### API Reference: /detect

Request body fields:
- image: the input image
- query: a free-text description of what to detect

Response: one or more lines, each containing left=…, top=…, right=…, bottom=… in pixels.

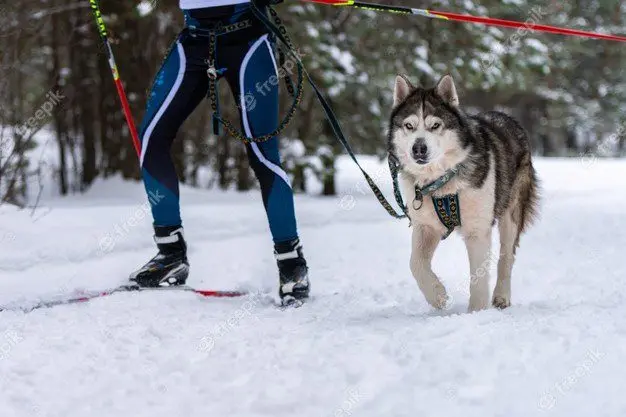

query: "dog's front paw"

left=423, top=282, right=449, bottom=310
left=468, top=295, right=490, bottom=312
left=492, top=295, right=511, bottom=309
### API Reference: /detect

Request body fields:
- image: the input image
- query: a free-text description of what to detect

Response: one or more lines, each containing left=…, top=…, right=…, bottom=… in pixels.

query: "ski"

left=0, top=285, right=248, bottom=314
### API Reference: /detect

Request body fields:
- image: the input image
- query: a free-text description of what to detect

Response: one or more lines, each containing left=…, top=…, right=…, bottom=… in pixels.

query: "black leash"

left=247, top=1, right=462, bottom=235
left=251, top=4, right=408, bottom=220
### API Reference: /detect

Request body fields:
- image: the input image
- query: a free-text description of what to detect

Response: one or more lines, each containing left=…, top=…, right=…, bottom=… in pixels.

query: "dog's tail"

left=513, top=153, right=540, bottom=249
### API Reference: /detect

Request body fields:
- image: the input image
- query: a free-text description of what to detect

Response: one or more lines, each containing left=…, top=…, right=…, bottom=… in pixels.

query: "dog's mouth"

left=414, top=156, right=429, bottom=165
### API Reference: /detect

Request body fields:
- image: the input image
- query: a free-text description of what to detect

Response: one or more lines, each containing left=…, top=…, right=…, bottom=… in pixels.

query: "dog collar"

left=413, top=167, right=459, bottom=210
left=386, top=155, right=463, bottom=236
left=412, top=167, right=462, bottom=240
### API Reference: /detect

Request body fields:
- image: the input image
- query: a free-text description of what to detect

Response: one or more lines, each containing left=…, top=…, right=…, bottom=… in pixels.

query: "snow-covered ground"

left=1, top=157, right=625, bottom=417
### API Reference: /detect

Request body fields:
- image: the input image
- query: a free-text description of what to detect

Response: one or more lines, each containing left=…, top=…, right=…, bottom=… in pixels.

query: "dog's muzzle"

left=412, top=138, right=428, bottom=164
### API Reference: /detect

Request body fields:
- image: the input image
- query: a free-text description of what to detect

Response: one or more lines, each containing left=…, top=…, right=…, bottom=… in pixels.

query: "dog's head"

left=388, top=74, right=470, bottom=179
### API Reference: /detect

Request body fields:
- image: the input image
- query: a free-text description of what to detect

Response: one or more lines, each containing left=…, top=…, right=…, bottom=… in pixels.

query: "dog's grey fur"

left=388, top=74, right=539, bottom=311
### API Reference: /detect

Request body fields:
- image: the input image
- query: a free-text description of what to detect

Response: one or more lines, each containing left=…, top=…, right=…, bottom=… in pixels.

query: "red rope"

left=301, top=0, right=626, bottom=43
left=433, top=10, right=626, bottom=43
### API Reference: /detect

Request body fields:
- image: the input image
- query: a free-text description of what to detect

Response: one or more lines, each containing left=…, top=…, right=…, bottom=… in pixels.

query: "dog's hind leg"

left=410, top=225, right=448, bottom=309
left=493, top=208, right=518, bottom=309
left=465, top=230, right=493, bottom=312
left=493, top=161, right=538, bottom=309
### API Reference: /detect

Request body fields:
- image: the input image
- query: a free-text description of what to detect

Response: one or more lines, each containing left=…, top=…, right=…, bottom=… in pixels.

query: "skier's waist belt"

left=185, top=19, right=255, bottom=37
left=183, top=4, right=262, bottom=36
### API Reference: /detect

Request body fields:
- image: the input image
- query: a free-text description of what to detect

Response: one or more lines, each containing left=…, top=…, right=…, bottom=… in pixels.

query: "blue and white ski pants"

left=138, top=4, right=299, bottom=244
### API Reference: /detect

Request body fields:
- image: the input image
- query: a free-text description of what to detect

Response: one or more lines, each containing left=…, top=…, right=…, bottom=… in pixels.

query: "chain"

left=205, top=7, right=304, bottom=144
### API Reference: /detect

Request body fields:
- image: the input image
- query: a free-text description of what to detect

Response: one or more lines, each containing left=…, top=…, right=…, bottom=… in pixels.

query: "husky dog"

left=388, top=74, right=539, bottom=312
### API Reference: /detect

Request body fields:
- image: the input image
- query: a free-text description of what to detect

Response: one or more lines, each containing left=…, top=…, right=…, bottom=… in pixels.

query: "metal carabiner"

left=206, top=60, right=218, bottom=80
left=413, top=190, right=424, bottom=211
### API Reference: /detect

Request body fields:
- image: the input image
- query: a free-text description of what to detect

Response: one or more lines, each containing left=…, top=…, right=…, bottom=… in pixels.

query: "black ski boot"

left=129, top=226, right=189, bottom=288
left=275, top=238, right=310, bottom=306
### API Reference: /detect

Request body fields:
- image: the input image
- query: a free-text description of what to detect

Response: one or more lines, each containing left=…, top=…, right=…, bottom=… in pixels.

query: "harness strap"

left=188, top=19, right=254, bottom=36
left=252, top=4, right=408, bottom=220
left=407, top=164, right=462, bottom=239
left=432, top=194, right=461, bottom=239
left=412, top=167, right=459, bottom=210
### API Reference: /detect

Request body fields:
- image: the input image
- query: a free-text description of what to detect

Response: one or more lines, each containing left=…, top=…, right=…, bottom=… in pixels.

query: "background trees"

left=1, top=0, right=625, bottom=204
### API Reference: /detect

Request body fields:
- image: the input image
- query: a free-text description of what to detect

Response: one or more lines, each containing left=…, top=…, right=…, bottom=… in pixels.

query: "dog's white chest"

left=402, top=172, right=496, bottom=238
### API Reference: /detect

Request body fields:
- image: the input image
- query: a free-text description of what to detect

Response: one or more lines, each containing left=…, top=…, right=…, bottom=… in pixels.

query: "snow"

left=524, top=38, right=549, bottom=54
left=137, top=1, right=155, bottom=16
left=1, top=157, right=626, bottom=417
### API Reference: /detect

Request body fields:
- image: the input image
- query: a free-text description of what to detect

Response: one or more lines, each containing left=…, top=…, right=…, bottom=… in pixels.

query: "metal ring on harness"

left=207, top=63, right=218, bottom=80
left=413, top=190, right=424, bottom=210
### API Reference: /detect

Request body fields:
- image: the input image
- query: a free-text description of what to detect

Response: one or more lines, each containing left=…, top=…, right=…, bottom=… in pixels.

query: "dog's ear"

left=436, top=74, right=459, bottom=107
left=394, top=74, right=414, bottom=107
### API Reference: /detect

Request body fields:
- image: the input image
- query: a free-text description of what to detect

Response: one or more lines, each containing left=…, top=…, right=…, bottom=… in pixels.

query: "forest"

left=1, top=0, right=625, bottom=205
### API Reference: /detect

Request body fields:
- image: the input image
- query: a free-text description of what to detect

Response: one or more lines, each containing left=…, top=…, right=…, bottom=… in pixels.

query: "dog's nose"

left=412, top=139, right=428, bottom=162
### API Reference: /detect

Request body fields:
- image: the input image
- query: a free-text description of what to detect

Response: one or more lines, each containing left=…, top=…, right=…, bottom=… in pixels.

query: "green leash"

left=251, top=3, right=408, bottom=220
left=254, top=2, right=463, bottom=235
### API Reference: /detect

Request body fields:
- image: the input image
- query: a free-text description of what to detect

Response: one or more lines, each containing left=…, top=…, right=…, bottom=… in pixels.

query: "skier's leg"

left=131, top=32, right=208, bottom=287
left=223, top=33, right=309, bottom=303
left=227, top=34, right=298, bottom=242
left=139, top=34, right=207, bottom=228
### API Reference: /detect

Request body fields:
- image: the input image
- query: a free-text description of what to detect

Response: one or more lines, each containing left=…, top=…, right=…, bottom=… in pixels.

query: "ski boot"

left=129, top=226, right=189, bottom=288
left=275, top=238, right=310, bottom=306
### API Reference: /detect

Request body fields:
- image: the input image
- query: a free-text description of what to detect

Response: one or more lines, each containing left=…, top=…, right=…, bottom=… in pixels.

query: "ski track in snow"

left=1, top=158, right=625, bottom=417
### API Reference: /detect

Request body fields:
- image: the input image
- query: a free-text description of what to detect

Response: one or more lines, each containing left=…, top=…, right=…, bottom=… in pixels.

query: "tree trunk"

left=217, top=137, right=230, bottom=190
left=292, top=164, right=306, bottom=193
left=236, top=145, right=252, bottom=191
left=76, top=9, right=97, bottom=189
left=320, top=153, right=336, bottom=196
left=51, top=10, right=68, bottom=195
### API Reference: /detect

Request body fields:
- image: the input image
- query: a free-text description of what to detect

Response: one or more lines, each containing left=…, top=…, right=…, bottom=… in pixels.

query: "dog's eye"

left=431, top=122, right=441, bottom=130
left=404, top=122, right=415, bottom=131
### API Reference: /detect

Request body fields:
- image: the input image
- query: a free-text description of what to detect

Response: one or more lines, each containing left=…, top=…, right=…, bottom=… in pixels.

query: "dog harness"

left=412, top=167, right=462, bottom=240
